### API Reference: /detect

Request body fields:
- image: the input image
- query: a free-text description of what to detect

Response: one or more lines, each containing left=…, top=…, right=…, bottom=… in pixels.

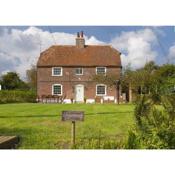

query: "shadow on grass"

left=0, top=127, right=35, bottom=136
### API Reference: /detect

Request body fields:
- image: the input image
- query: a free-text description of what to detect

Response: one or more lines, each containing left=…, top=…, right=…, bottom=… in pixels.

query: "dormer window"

left=96, top=67, right=106, bottom=75
left=75, top=68, right=83, bottom=75
left=52, top=67, right=62, bottom=76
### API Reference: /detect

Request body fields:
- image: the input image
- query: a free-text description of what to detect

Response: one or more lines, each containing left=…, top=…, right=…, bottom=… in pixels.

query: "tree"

left=144, top=61, right=159, bottom=72
left=121, top=61, right=160, bottom=102
left=26, top=65, right=37, bottom=90
left=153, top=64, right=175, bottom=94
left=92, top=73, right=118, bottom=87
left=0, top=72, right=28, bottom=90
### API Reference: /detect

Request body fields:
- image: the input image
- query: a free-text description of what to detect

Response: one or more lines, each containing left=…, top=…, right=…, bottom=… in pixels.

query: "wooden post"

left=71, top=121, right=76, bottom=145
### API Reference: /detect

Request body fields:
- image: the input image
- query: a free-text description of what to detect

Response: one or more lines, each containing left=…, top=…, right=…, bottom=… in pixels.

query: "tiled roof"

left=37, top=45, right=121, bottom=67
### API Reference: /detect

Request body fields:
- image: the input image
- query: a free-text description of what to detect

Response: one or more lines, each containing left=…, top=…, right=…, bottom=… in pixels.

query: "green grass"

left=0, top=103, right=135, bottom=149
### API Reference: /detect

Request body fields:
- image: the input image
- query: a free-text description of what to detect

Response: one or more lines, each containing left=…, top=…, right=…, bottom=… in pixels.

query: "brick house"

left=37, top=32, right=122, bottom=103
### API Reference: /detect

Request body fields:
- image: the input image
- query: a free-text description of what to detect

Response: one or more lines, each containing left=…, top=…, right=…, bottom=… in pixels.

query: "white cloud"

left=86, top=36, right=105, bottom=45
left=110, top=28, right=158, bottom=69
left=0, top=26, right=103, bottom=79
left=168, top=44, right=175, bottom=63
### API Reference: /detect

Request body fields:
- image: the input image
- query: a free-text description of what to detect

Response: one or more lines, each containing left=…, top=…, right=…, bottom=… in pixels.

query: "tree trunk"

left=140, top=86, right=142, bottom=95
left=129, top=83, right=132, bottom=103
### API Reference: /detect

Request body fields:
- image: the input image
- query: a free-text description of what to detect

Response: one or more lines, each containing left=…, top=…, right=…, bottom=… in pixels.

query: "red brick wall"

left=37, top=66, right=121, bottom=100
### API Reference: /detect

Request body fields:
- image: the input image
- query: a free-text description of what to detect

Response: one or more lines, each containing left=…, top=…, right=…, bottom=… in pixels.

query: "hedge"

left=0, top=90, right=36, bottom=104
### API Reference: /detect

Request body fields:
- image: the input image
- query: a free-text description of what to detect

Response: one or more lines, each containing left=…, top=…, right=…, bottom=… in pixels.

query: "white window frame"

left=96, top=84, right=107, bottom=96
left=52, top=84, right=63, bottom=95
left=52, top=67, right=63, bottom=76
left=96, top=67, right=106, bottom=75
left=75, top=67, right=83, bottom=75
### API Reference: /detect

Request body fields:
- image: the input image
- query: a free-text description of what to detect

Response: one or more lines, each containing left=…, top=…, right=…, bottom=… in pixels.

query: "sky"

left=0, top=26, right=175, bottom=79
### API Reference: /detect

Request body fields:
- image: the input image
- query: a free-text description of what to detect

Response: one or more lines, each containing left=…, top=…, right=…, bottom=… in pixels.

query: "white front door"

left=75, top=85, right=84, bottom=102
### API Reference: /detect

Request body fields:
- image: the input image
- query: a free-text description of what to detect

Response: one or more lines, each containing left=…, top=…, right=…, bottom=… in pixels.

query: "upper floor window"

left=96, top=67, right=106, bottom=75
left=52, top=84, right=62, bottom=95
left=52, top=67, right=62, bottom=76
left=96, top=84, right=106, bottom=96
left=75, top=68, right=83, bottom=75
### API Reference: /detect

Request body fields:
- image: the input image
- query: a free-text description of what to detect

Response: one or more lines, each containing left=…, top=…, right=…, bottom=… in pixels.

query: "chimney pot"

left=77, top=32, right=80, bottom=38
left=76, top=31, right=85, bottom=48
left=80, top=31, right=84, bottom=38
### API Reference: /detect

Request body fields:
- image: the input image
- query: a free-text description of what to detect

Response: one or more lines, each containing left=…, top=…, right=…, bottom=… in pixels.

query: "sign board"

left=62, top=111, right=84, bottom=121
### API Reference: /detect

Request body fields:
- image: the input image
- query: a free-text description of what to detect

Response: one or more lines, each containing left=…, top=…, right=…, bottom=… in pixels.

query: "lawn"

left=0, top=103, right=135, bottom=149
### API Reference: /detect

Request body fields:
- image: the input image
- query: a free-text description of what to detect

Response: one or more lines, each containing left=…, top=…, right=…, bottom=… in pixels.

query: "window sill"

left=52, top=75, right=63, bottom=76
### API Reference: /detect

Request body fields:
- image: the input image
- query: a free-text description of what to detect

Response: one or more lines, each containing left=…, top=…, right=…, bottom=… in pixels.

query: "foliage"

left=134, top=95, right=152, bottom=127
left=153, top=64, right=175, bottom=94
left=125, top=63, right=175, bottom=148
left=0, top=90, right=36, bottom=103
left=126, top=128, right=141, bottom=149
left=127, top=94, right=175, bottom=149
left=121, top=61, right=175, bottom=98
left=26, top=65, right=37, bottom=90
left=0, top=72, right=29, bottom=90
left=92, top=73, right=118, bottom=87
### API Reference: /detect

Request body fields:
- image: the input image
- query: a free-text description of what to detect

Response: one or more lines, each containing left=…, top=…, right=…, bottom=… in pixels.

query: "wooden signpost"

left=61, top=111, right=84, bottom=145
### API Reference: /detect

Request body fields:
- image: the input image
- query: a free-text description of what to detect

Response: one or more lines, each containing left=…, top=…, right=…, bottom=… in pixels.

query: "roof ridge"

left=51, top=44, right=112, bottom=47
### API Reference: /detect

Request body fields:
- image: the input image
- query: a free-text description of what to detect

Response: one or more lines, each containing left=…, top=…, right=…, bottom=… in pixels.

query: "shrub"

left=126, top=94, right=175, bottom=149
left=126, top=129, right=141, bottom=149
left=0, top=90, right=36, bottom=104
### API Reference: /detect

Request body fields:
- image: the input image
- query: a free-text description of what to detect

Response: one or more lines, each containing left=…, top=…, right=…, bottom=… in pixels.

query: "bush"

left=126, top=94, right=175, bottom=149
left=126, top=129, right=141, bottom=149
left=0, top=90, right=36, bottom=104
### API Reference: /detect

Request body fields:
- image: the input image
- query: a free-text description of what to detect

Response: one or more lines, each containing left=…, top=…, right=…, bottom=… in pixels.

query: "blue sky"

left=6, top=26, right=175, bottom=46
left=0, top=26, right=175, bottom=78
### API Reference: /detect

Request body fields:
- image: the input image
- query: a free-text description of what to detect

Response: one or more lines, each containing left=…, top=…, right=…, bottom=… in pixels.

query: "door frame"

left=75, top=84, right=84, bottom=102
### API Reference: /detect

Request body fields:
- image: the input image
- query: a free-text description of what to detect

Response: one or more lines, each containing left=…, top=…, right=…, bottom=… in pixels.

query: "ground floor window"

left=96, top=84, right=106, bottom=96
left=52, top=84, right=62, bottom=95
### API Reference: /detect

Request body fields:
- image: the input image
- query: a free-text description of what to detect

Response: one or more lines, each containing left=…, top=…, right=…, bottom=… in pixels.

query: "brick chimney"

left=76, top=31, right=85, bottom=48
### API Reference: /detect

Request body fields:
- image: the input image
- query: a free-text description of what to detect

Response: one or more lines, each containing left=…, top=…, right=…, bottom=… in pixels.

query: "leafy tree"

left=121, top=61, right=175, bottom=103
left=153, top=64, right=175, bottom=94
left=92, top=73, right=118, bottom=87
left=0, top=72, right=28, bottom=90
left=144, top=61, right=159, bottom=72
